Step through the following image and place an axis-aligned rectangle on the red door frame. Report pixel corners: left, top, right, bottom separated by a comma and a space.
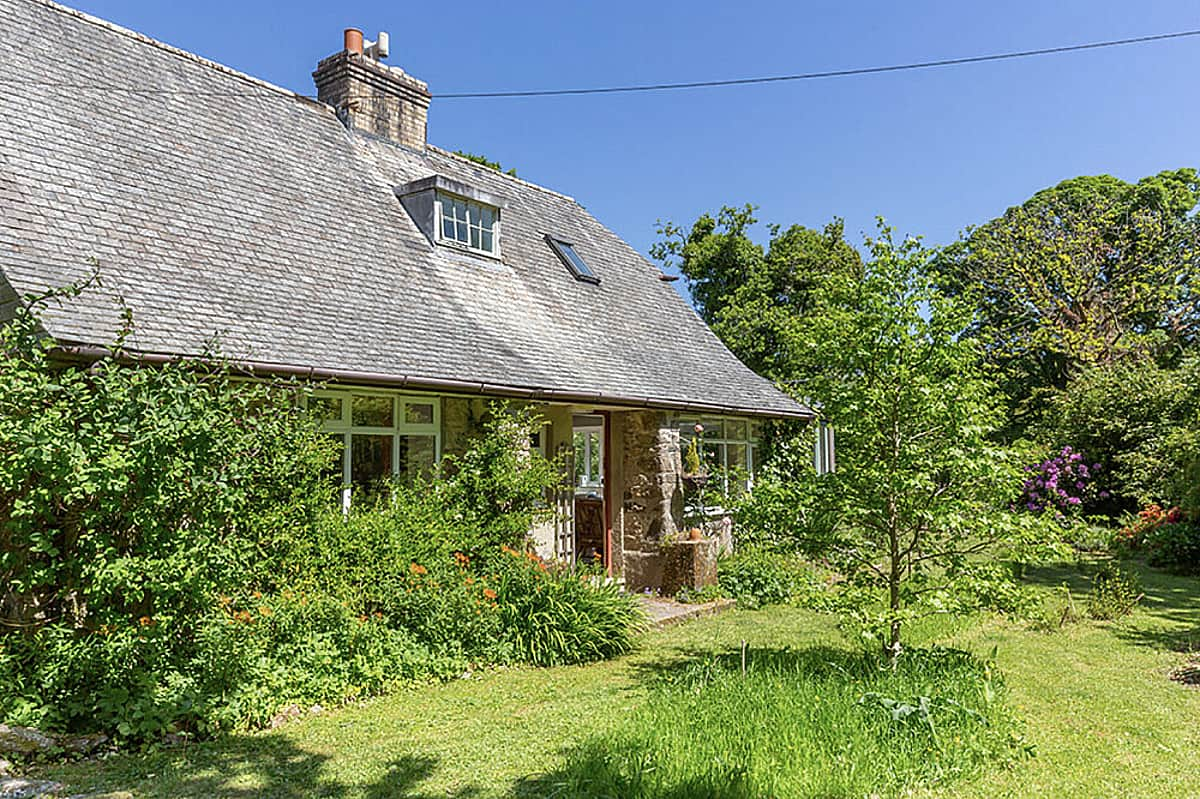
599, 410, 614, 576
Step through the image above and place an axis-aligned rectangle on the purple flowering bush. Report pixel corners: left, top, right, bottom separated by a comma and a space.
1020, 446, 1107, 516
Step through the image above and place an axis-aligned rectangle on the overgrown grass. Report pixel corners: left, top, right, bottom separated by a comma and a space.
29, 559, 1200, 798
524, 645, 1023, 798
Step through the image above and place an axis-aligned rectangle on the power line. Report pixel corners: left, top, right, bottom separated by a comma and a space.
438, 29, 1200, 99
5, 28, 1199, 100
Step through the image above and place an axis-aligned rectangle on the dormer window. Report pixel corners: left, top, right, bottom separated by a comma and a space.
395, 175, 504, 259
437, 191, 499, 256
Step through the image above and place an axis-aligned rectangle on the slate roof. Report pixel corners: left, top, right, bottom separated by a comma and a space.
0, 0, 811, 419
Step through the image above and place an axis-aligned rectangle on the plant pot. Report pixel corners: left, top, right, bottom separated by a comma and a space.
682, 473, 709, 492
688, 527, 704, 541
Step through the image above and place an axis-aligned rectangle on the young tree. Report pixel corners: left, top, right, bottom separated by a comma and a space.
790, 225, 1040, 663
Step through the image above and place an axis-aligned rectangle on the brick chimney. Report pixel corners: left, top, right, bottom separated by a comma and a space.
313, 28, 431, 150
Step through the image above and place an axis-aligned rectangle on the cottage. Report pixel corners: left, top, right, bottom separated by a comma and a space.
0, 0, 812, 590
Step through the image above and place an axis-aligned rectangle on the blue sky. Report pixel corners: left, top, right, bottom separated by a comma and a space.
70, 0, 1200, 272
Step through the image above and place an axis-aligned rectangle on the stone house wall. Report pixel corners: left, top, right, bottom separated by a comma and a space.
615, 409, 684, 591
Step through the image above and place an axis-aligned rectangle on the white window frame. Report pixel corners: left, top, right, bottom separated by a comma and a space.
574, 423, 603, 492
677, 415, 762, 495
306, 390, 442, 509
435, 190, 500, 257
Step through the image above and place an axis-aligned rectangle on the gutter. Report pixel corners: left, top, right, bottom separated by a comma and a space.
52, 344, 815, 421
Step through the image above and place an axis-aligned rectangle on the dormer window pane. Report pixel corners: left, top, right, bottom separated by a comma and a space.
436, 191, 499, 256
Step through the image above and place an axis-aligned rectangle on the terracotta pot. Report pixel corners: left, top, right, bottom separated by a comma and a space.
688, 527, 703, 541
682, 474, 709, 492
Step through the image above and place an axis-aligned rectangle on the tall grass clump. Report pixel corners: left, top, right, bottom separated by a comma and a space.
530, 645, 1026, 798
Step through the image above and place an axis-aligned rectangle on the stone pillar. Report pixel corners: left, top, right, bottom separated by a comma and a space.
618, 410, 684, 591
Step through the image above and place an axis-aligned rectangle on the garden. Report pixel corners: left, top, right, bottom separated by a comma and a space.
4, 167, 1200, 797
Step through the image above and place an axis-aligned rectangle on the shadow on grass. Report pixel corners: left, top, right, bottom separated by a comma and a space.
1022, 557, 1200, 653
43, 736, 481, 799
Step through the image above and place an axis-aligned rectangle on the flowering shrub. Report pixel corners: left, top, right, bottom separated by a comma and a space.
1019, 447, 1106, 516
1115, 503, 1186, 550
490, 545, 644, 666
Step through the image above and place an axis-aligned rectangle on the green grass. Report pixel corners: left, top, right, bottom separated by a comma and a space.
31, 559, 1200, 798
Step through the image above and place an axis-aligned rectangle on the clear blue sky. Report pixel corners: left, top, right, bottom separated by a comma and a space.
70, 0, 1200, 270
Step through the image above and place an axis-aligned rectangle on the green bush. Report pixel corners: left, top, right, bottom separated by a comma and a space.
0, 292, 643, 743
0, 286, 336, 639
1144, 522, 1200, 575
1085, 564, 1142, 621
491, 546, 645, 666
530, 646, 1027, 797
718, 550, 805, 609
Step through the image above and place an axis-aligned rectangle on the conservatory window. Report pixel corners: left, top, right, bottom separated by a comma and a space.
307, 391, 441, 507
677, 416, 762, 495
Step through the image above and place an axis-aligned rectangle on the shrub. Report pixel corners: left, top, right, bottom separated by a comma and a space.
1144, 522, 1200, 575
529, 646, 1027, 797
1085, 564, 1142, 620
0, 285, 336, 638
491, 546, 645, 666
1030, 358, 1200, 514
718, 550, 803, 609
1018, 446, 1105, 516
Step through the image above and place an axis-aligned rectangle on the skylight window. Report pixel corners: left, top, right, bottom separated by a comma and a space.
548, 236, 599, 284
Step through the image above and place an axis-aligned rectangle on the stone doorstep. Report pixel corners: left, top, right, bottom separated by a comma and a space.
638, 596, 737, 629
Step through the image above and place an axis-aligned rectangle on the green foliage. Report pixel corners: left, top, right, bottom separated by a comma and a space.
538, 646, 1025, 798
683, 435, 702, 475
777, 223, 1052, 657
0, 283, 334, 635
452, 150, 517, 177
935, 169, 1200, 425
0, 291, 641, 742
491, 547, 644, 666
1144, 522, 1200, 575
651, 205, 863, 379
1030, 357, 1200, 512
1085, 563, 1142, 620
717, 550, 803, 609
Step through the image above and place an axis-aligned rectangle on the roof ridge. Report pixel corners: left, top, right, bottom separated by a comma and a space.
425, 144, 577, 204
26, 0, 316, 104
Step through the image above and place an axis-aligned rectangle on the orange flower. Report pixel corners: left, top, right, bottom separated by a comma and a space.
252, 591, 263, 599
465, 576, 475, 586
233, 610, 254, 624
482, 588, 498, 601
137, 616, 154, 627
217, 595, 232, 608
453, 551, 470, 567
410, 563, 428, 575
258, 606, 272, 617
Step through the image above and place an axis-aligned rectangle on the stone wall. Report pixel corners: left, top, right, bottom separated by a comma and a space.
440, 396, 491, 461
617, 410, 684, 591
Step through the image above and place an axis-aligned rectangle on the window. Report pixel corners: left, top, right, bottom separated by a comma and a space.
436, 191, 499, 255
573, 415, 603, 491
547, 236, 599, 284
307, 391, 441, 507
677, 416, 762, 495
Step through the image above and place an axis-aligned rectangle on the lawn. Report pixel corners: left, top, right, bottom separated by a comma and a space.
34, 559, 1200, 798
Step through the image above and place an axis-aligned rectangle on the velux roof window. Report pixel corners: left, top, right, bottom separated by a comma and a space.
548, 236, 599, 284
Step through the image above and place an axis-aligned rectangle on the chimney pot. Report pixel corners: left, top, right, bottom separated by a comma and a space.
343, 28, 363, 55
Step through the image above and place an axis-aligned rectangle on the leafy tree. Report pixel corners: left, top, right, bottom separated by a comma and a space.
453, 150, 517, 177
935, 169, 1200, 420
775, 225, 1043, 662
651, 205, 863, 379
